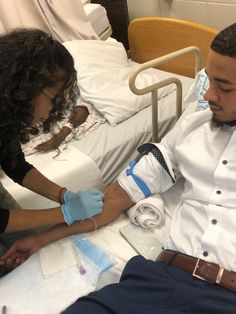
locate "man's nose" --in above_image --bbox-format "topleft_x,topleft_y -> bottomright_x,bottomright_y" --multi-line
204,84 -> 219,103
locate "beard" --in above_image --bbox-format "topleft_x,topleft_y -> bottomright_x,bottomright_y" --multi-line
210,116 -> 236,129
210,117 -> 225,129
209,101 -> 236,129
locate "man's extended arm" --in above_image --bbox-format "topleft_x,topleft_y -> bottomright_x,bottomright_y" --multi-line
39,180 -> 134,239
0,181 -> 134,268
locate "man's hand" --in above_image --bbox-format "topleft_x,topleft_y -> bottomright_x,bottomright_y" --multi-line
0,235 -> 41,269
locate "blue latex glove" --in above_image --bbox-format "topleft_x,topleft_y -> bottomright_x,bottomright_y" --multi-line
61,189 -> 104,225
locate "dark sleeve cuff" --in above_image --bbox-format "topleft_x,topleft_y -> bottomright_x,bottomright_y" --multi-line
2,150 -> 34,185
0,209 -> 10,233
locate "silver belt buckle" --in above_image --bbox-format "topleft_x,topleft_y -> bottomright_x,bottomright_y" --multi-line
192,258 -> 224,284
192,258 -> 207,281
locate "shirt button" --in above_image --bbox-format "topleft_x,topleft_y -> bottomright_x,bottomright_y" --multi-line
203,251 -> 208,257
211,219 -> 217,225
216,190 -> 221,194
222,160 -> 228,165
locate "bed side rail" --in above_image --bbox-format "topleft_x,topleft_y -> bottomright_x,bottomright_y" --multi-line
129,46 -> 202,142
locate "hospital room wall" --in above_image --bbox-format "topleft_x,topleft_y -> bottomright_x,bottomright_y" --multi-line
127,0 -> 236,30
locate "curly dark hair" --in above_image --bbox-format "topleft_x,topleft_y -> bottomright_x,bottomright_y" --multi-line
0,28 -> 77,166
211,23 -> 236,58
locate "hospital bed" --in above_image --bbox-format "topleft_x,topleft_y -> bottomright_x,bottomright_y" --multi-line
0,18 -> 218,313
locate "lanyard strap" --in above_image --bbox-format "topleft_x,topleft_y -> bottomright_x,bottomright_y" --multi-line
126,160 -> 151,198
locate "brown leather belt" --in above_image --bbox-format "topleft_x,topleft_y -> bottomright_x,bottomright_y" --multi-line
157,250 -> 236,293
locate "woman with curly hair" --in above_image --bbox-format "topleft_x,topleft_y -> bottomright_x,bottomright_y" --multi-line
0,28 -> 103,265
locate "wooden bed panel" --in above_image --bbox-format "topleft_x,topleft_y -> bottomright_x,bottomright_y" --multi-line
128,17 -> 219,78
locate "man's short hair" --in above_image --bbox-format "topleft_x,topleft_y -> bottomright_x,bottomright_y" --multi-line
211,23 -> 236,58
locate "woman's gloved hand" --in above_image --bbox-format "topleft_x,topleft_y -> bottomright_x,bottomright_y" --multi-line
61,189 -> 104,225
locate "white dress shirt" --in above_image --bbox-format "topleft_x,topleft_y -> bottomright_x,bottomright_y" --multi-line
118,108 -> 236,271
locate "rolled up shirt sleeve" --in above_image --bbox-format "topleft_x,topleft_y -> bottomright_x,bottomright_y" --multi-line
117,121 -> 182,203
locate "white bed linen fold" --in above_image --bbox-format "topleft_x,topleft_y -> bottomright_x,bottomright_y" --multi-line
1,144 -> 103,209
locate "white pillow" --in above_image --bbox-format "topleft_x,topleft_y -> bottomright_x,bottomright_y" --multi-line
64,40 -> 129,68
183,68 -> 209,110
64,40 -> 175,126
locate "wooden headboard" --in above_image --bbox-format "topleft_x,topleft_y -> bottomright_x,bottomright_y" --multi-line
128,17 -> 219,78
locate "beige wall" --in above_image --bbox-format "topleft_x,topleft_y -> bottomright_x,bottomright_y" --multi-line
127,0 -> 161,20
127,0 -> 236,30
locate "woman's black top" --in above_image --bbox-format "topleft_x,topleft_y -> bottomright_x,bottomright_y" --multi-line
0,139 -> 34,232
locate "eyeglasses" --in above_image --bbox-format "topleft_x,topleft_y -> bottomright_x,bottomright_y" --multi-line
42,88 -> 71,114
42,88 -> 63,113
42,88 -> 55,101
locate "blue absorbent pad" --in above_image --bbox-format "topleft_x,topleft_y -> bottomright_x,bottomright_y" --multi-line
74,237 -> 115,273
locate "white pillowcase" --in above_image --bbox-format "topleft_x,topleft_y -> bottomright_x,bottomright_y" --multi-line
63,40 -> 128,70
64,40 -> 175,126
183,68 -> 209,110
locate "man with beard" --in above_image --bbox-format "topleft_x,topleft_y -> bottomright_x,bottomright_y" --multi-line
61,22 -> 236,314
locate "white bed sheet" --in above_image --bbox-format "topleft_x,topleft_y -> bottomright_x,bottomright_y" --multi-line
83,3 -> 111,37
1,145 -> 103,209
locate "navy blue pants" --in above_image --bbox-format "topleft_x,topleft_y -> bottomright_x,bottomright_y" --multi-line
62,255 -> 236,314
